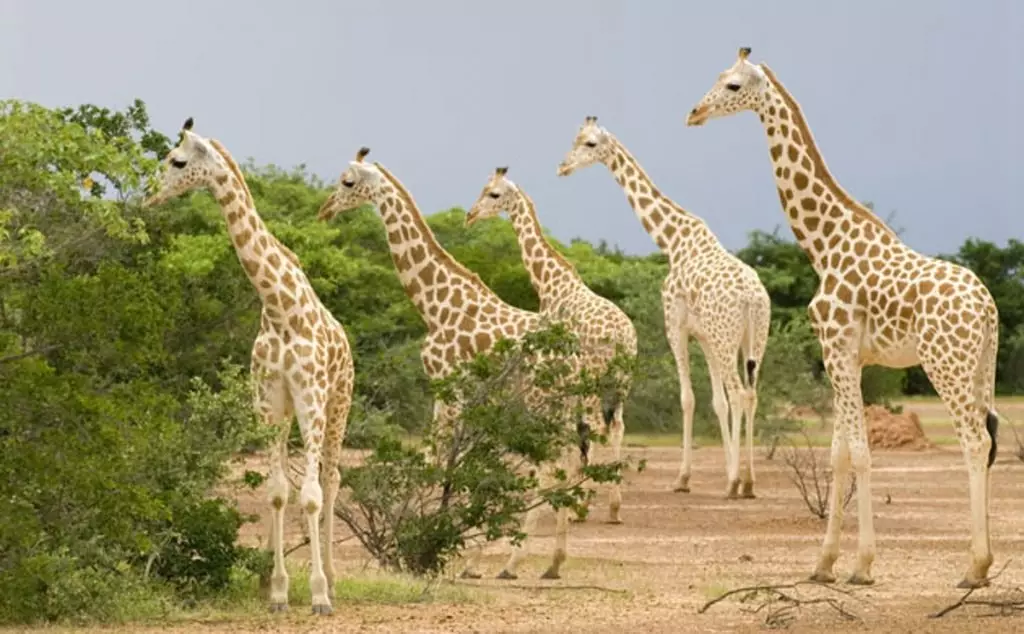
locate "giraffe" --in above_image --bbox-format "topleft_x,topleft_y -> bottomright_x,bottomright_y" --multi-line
465,166 -> 639,524
317,147 -> 585,580
686,47 -> 1000,588
143,118 -> 354,614
557,117 -> 772,499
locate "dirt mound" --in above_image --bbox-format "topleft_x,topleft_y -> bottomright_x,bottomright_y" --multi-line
865,405 -> 933,450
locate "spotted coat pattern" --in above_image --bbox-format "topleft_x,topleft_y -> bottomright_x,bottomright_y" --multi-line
317,149 -> 585,580
144,120 -> 353,615
687,48 -> 999,589
558,119 -> 772,499
466,167 -> 639,523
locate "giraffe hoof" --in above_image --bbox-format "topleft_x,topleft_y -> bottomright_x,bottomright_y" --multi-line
741,482 -> 756,498
569,516 -> 588,524
846,574 -> 875,586
672,485 -> 691,493
460,570 -> 482,580
496,570 -> 517,580
606,517 -> 623,525
726,481 -> 741,499
269,602 -> 289,613
808,572 -> 836,584
311,603 -> 334,616
957,577 -> 991,589
540,568 -> 561,580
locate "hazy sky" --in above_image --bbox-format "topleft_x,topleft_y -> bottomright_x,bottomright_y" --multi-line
2,0 -> 1021,256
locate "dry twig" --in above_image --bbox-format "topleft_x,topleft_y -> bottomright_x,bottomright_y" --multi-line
699,581 -> 864,628
782,429 -> 855,519
929,560 -> 1023,618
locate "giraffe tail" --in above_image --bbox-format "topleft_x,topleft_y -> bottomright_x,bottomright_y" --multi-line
740,298 -> 765,389
975,303 -> 1000,468
576,415 -> 591,467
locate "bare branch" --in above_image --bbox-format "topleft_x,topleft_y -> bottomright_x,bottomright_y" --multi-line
699,580 -> 865,627
929,560 -> 1020,618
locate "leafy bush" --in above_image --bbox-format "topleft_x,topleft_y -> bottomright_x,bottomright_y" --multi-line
334,324 -> 633,576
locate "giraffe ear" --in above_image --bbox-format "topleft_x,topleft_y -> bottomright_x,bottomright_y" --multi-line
495,166 -> 508,176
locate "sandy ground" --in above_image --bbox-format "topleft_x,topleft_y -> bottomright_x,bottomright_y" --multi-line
17,400 -> 1024,633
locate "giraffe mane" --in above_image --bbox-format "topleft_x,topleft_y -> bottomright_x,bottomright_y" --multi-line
372,161 -> 499,299
758,64 -> 899,240
610,135 -> 710,229
516,188 -> 578,274
207,137 -> 302,267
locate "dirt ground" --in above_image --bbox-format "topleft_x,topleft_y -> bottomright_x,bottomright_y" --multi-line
19,401 -> 1024,634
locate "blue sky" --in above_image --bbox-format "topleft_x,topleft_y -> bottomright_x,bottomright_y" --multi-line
2,0 -> 1021,256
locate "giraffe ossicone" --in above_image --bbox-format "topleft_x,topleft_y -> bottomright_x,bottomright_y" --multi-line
318,149 -> 589,579
144,118 -> 355,615
687,48 -> 1000,588
557,116 -> 771,499
466,164 -> 638,524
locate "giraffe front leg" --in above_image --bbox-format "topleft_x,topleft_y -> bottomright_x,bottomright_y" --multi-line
266,425 -> 292,612
542,448 -> 578,579
498,501 -> 542,580
254,371 -> 292,613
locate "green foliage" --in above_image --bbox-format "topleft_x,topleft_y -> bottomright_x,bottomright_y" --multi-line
335,325 -> 631,576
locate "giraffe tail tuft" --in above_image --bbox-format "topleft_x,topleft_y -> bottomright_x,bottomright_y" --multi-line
745,359 -> 758,387
985,410 -> 998,468
576,416 -> 591,466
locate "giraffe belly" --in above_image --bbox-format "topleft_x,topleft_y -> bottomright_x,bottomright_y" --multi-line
860,336 -> 919,369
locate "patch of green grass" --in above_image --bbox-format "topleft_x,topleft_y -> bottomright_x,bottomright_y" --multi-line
334,573 -> 478,605
174,562 -> 484,624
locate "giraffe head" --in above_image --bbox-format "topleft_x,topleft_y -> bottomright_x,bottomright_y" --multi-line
317,147 -> 385,221
465,166 -> 518,227
686,47 -> 768,127
556,116 -> 614,177
143,118 -> 227,208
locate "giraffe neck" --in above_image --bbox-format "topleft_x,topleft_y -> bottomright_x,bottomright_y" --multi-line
372,164 -> 503,328
754,64 -> 903,275
507,189 -> 579,302
602,139 -> 706,264
209,170 -> 295,311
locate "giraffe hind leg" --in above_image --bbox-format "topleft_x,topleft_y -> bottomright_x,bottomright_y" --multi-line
320,386 -> 352,601
919,357 -> 994,588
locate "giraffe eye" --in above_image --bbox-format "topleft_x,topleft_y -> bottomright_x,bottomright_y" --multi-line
170,159 -> 188,169
726,83 -> 742,92
584,141 -> 597,148
341,179 -> 355,188
488,192 -> 500,200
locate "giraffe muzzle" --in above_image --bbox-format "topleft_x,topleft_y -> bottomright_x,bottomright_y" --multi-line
556,162 -> 574,177
686,105 -> 710,127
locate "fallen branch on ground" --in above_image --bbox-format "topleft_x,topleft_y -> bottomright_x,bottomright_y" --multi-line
699,581 -> 865,628
461,582 -> 628,594
929,560 -> 1022,618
